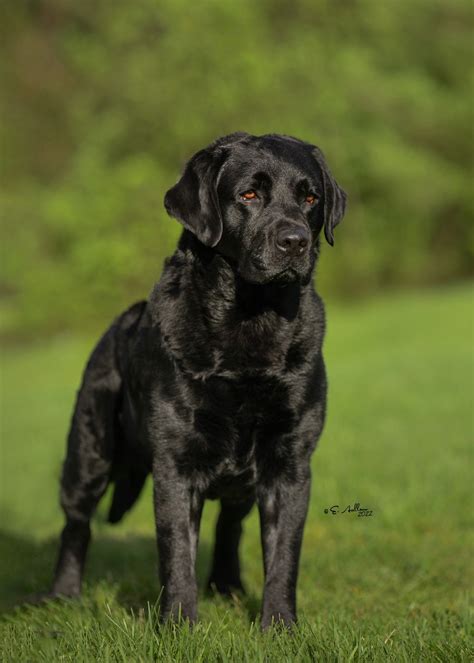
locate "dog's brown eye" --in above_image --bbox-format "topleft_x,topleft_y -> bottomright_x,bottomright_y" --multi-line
305,194 -> 318,205
241,190 -> 258,201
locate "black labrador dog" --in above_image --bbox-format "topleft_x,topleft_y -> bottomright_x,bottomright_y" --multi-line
51,132 -> 347,628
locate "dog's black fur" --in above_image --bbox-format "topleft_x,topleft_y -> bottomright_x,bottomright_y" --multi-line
51,132 -> 347,628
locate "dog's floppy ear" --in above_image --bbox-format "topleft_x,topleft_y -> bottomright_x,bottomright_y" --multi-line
164,133 -> 249,247
164,147 -> 226,247
312,147 -> 347,246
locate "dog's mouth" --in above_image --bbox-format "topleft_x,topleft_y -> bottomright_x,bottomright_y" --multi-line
237,248 -> 313,285
241,261 -> 301,285
270,267 -> 300,284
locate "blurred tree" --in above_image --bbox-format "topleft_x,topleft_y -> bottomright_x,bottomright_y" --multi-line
1,0 -> 472,337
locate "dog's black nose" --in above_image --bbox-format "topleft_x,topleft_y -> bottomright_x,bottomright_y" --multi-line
276,227 -> 309,257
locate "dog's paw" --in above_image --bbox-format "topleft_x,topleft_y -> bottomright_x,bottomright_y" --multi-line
20,589 -> 79,607
160,603 -> 198,625
49,582 -> 82,600
207,576 -> 246,597
261,610 -> 296,631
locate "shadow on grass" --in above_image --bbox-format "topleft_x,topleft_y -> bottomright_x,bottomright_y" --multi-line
0,530 -> 260,621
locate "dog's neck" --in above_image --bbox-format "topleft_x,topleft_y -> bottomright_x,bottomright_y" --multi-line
178,231 -> 309,323
153,232 -> 316,376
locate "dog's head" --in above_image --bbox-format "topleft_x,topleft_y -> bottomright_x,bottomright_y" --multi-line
164,133 -> 347,285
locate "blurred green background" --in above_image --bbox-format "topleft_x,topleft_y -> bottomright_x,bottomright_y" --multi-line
1,0 -> 473,339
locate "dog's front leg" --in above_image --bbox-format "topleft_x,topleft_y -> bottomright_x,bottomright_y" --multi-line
153,460 -> 204,623
257,470 -> 311,629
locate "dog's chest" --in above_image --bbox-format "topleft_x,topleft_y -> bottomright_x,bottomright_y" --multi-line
184,371 -> 294,497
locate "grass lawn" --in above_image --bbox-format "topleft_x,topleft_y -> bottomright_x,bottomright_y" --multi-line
0,283 -> 472,661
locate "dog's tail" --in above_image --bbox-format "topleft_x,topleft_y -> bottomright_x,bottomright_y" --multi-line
108,468 -> 148,524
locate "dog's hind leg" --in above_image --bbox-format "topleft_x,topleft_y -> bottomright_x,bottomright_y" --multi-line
207,497 -> 254,595
51,332 -> 121,598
